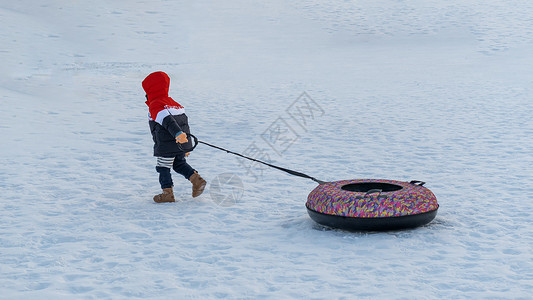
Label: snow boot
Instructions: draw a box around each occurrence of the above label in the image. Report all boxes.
[153,187,175,203]
[189,171,206,198]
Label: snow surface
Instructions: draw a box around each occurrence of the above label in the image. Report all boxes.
[1,0,532,299]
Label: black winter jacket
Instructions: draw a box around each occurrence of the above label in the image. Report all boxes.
[149,113,192,157]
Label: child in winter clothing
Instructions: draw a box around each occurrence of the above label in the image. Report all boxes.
[142,71,206,203]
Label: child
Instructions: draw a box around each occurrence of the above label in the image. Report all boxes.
[142,71,206,203]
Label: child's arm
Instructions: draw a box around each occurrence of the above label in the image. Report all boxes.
[161,115,188,144]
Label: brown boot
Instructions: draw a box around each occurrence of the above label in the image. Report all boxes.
[189,171,206,198]
[153,187,175,203]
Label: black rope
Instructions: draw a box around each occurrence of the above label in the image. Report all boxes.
[180,134,326,185]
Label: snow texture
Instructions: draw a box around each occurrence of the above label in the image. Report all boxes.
[1,0,532,299]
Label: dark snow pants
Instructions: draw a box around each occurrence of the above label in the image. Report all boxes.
[156,153,195,189]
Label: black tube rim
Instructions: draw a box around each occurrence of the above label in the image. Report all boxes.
[306,205,439,231]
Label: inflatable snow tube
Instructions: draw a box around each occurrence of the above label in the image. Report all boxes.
[306,179,439,231]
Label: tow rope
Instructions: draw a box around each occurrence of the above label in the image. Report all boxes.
[179,134,326,185]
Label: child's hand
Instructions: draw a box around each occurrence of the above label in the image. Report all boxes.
[175,132,188,144]
[185,152,190,157]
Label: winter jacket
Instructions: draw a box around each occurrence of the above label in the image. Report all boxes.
[142,71,192,157]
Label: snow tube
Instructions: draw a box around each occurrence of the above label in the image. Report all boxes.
[306,179,438,231]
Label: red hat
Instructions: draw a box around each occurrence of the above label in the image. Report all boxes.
[142,71,170,103]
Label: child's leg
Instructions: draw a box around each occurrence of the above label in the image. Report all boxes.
[172,153,195,180]
[156,157,175,188]
[153,157,176,203]
[173,153,206,197]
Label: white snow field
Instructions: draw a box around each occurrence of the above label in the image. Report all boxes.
[1,0,532,299]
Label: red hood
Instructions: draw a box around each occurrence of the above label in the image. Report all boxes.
[142,71,184,121]
[142,71,171,103]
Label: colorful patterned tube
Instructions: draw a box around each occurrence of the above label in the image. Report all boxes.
[306,179,439,231]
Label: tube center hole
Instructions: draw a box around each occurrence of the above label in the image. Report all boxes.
[341,182,403,193]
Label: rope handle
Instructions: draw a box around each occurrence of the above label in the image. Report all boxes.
[409,180,426,186]
[176,133,199,152]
